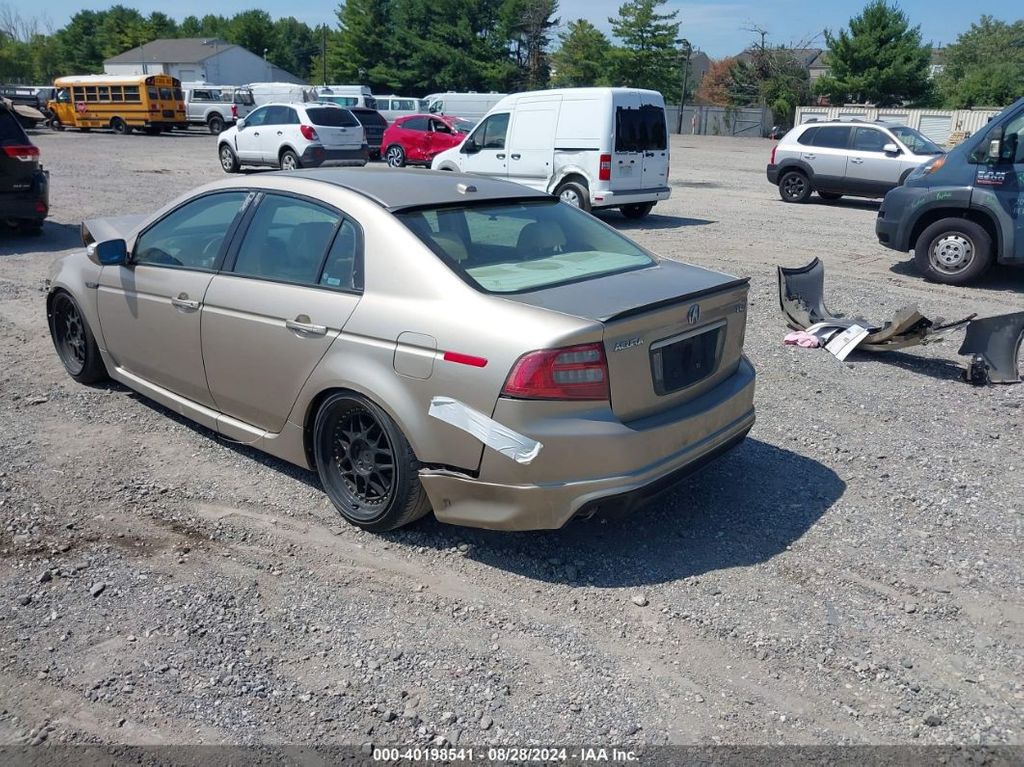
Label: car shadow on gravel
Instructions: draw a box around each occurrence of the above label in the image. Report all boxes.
[888,260,1024,294]
[0,222,80,256]
[594,213,715,231]
[408,438,845,588]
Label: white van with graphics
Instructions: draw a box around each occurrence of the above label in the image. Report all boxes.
[431,88,670,218]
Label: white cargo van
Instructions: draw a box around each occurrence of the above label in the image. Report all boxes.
[316,85,377,110]
[247,82,315,107]
[431,88,671,219]
[425,92,507,125]
[375,95,426,122]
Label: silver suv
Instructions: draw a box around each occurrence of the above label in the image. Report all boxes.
[767,120,945,203]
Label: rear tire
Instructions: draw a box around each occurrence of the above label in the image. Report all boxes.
[48,291,108,385]
[110,118,130,135]
[313,392,431,532]
[208,115,225,134]
[385,144,406,167]
[620,202,654,219]
[280,149,301,170]
[219,144,240,173]
[913,217,993,285]
[555,179,591,212]
[778,170,811,203]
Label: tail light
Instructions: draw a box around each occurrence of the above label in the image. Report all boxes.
[149,104,159,112]
[300,124,319,141]
[177,102,185,111]
[3,145,39,161]
[770,144,777,164]
[231,104,238,118]
[598,154,612,181]
[501,342,609,401]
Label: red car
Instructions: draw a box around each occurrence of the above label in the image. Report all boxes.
[382,114,473,167]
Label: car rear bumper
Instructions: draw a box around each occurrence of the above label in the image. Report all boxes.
[766,164,779,184]
[420,357,756,530]
[302,146,370,167]
[0,168,49,222]
[591,186,671,208]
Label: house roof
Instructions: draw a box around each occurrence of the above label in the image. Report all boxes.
[104,38,237,65]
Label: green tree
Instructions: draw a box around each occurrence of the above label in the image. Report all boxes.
[146,12,177,39]
[608,0,679,94]
[815,0,933,107]
[270,17,317,80]
[328,0,392,88]
[550,19,613,87]
[54,10,106,73]
[936,16,1024,108]
[97,5,150,59]
[227,10,276,60]
[499,0,559,90]
[179,16,202,37]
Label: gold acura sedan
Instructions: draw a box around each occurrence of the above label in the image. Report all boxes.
[47,169,755,531]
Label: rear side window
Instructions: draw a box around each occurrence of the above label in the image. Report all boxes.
[232,195,341,285]
[811,126,851,149]
[0,109,30,145]
[403,116,429,131]
[307,107,359,127]
[796,127,818,145]
[319,219,361,291]
[615,105,667,152]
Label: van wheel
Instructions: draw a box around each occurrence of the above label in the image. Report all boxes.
[778,170,811,202]
[913,218,993,285]
[208,115,225,134]
[280,149,301,170]
[621,202,654,219]
[555,179,591,212]
[219,144,240,173]
[385,145,406,167]
[110,118,130,135]
[313,392,431,532]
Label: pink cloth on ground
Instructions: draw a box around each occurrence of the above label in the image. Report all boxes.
[783,331,821,348]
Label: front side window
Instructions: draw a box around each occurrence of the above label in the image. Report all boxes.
[811,126,852,149]
[889,126,944,155]
[997,111,1024,164]
[232,195,341,285]
[852,127,888,152]
[243,107,269,127]
[471,113,509,149]
[430,119,452,134]
[397,200,655,294]
[134,192,248,270]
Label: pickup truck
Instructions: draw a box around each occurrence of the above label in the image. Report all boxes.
[183,84,255,134]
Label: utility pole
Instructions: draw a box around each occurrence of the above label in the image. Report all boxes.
[321,26,327,86]
[676,38,692,135]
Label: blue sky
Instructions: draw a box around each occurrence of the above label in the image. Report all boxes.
[31,0,1017,58]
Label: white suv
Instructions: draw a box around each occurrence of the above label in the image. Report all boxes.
[767,120,945,203]
[218,102,368,172]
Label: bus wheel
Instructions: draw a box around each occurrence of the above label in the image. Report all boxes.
[111,118,130,135]
[50,118,64,132]
[79,127,90,133]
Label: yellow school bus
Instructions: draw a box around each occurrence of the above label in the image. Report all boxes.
[48,74,186,134]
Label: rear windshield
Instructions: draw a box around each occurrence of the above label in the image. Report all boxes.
[307,107,360,127]
[615,105,667,152]
[0,109,29,145]
[351,109,388,127]
[396,200,655,294]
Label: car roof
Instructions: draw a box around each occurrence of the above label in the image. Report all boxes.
[275,167,550,211]
[796,119,904,129]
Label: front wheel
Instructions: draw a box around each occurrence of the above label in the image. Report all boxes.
[110,117,130,135]
[280,149,301,170]
[208,115,225,134]
[219,144,240,173]
[778,170,811,203]
[913,218,993,285]
[385,145,406,167]
[313,393,431,532]
[621,202,654,219]
[48,292,108,384]
[50,117,64,131]
[555,179,591,212]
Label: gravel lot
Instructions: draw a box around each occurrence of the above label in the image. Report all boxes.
[0,129,1021,749]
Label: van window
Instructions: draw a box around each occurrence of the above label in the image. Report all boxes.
[614,105,667,152]
[307,107,359,127]
[473,113,509,150]
[811,126,851,149]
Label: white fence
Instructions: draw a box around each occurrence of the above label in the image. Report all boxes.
[794,105,1003,145]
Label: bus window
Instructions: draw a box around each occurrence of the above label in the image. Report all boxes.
[56,89,70,103]
[148,87,158,100]
[111,86,123,102]
[85,86,98,102]
[124,86,140,102]
[159,87,173,100]
[98,86,109,100]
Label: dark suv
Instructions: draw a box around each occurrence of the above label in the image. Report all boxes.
[876,96,1024,284]
[0,101,48,232]
[348,107,388,160]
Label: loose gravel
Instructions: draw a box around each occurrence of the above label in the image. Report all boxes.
[0,129,1021,748]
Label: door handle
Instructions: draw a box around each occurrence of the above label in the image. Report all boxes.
[277,130,283,135]
[511,153,521,160]
[803,153,816,160]
[850,157,864,164]
[253,131,260,136]
[171,293,200,311]
[496,153,506,159]
[286,315,327,336]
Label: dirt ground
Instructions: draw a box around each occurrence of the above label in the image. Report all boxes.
[0,129,1021,749]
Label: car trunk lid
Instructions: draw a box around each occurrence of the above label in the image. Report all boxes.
[306,107,364,150]
[508,261,749,421]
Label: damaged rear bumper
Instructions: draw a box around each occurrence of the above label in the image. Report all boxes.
[419,359,755,531]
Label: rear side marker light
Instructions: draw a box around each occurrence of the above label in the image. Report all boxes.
[3,145,39,161]
[443,351,488,368]
[501,342,609,401]
[300,124,319,141]
[770,144,777,164]
[599,153,611,181]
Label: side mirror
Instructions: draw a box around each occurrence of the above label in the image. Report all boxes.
[87,239,128,266]
[236,118,246,130]
[987,137,1002,162]
[883,142,900,155]
[461,138,479,154]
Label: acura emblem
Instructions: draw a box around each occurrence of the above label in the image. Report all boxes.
[687,304,701,325]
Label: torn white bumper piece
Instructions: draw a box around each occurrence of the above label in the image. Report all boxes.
[428,396,543,464]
